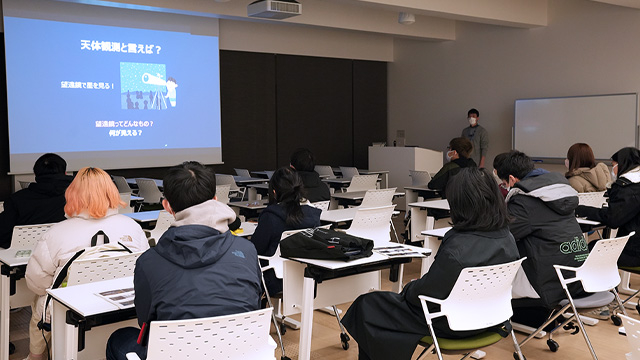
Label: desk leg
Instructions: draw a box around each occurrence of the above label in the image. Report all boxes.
[391,264,404,293]
[298,276,315,360]
[52,299,78,360]
[381,173,388,189]
[420,216,436,276]
[410,207,427,244]
[404,189,417,214]
[248,187,257,202]
[0,273,9,360]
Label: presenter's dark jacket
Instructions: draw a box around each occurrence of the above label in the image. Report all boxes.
[133,218,262,329]
[297,170,331,203]
[341,227,519,360]
[506,169,587,308]
[0,173,73,249]
[576,166,640,264]
[427,157,476,198]
[250,203,321,294]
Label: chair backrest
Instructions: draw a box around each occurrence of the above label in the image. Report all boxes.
[118,193,134,214]
[562,233,633,293]
[66,252,142,286]
[347,205,395,246]
[620,314,640,360]
[11,223,54,248]
[314,165,336,179]
[145,308,276,360]
[112,176,132,194]
[420,258,526,331]
[346,174,379,192]
[234,168,251,178]
[216,184,231,205]
[577,191,607,208]
[409,170,432,186]
[309,200,330,211]
[18,181,31,189]
[360,188,397,208]
[216,174,240,191]
[339,166,360,180]
[135,178,163,204]
[149,211,174,244]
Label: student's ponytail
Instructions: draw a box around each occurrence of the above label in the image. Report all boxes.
[269,167,305,226]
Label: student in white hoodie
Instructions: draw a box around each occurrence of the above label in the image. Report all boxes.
[24,167,149,360]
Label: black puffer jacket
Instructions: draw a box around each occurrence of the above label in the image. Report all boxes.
[0,174,73,248]
[134,224,262,328]
[507,169,587,308]
[576,166,640,260]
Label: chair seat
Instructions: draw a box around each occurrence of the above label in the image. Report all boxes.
[620,266,640,274]
[419,331,503,351]
[559,291,613,308]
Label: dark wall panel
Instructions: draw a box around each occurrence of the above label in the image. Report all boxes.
[275,55,353,168]
[219,51,277,174]
[353,60,387,169]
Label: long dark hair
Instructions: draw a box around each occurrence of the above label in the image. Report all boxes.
[446,167,509,231]
[269,167,305,226]
[567,143,596,172]
[612,147,640,177]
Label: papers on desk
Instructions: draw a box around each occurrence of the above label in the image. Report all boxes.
[95,287,135,309]
[373,245,427,258]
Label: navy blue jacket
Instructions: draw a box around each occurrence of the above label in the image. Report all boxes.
[251,203,321,294]
[134,224,262,328]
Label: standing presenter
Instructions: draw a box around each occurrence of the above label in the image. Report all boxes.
[461,108,489,168]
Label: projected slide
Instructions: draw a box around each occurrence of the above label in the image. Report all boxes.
[4,16,221,158]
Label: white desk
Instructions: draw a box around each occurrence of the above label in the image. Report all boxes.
[421,226,452,238]
[329,190,404,209]
[232,176,267,185]
[0,247,35,360]
[282,242,430,360]
[404,186,439,210]
[124,210,161,223]
[320,207,358,224]
[48,277,137,360]
[408,199,450,275]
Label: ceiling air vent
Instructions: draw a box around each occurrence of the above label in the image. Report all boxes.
[248,0,302,20]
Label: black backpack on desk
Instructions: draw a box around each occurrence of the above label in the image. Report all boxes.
[280,227,373,261]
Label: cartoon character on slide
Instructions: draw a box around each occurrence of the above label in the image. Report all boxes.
[165,77,178,107]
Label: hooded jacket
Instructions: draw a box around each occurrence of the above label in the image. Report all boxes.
[576,166,640,260]
[0,173,73,248]
[297,170,331,202]
[506,169,587,308]
[428,157,477,198]
[566,162,611,192]
[250,203,321,294]
[134,200,261,328]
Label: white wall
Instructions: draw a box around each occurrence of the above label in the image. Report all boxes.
[388,0,640,168]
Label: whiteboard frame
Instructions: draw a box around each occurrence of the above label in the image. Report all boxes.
[513,93,639,162]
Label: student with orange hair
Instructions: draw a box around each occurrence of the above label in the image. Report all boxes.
[24,167,149,360]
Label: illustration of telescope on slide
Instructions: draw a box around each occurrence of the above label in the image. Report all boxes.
[141,73,167,109]
[142,73,167,86]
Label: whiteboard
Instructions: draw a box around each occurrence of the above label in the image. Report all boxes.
[514,93,638,160]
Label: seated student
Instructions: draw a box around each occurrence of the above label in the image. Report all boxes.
[565,143,611,192]
[341,168,519,360]
[25,167,149,360]
[250,167,321,295]
[428,137,476,198]
[492,152,510,197]
[0,153,73,249]
[106,161,261,360]
[576,147,640,267]
[289,148,331,202]
[495,150,589,325]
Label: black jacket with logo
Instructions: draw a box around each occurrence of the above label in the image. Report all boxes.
[507,169,587,308]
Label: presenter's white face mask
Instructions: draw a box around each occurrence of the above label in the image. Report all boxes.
[468,117,477,126]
